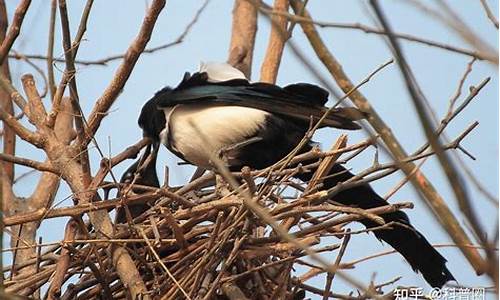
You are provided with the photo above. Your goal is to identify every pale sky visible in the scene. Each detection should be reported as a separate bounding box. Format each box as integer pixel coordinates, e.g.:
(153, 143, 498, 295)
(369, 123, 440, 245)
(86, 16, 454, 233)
(4, 0, 499, 298)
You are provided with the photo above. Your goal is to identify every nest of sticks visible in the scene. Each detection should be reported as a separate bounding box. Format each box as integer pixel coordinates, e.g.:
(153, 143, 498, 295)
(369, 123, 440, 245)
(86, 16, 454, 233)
(7, 132, 468, 300)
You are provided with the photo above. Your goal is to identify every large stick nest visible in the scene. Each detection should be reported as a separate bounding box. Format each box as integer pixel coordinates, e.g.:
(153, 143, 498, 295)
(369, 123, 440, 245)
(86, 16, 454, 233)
(4, 135, 415, 300)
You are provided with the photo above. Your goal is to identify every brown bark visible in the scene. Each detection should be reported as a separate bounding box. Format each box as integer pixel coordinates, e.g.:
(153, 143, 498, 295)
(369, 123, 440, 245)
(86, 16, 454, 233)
(8, 97, 74, 297)
(227, 0, 258, 78)
(260, 0, 289, 83)
(0, 0, 14, 184)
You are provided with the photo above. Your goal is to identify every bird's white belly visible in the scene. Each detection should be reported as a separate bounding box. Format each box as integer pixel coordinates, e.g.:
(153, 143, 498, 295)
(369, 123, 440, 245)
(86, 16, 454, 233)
(160, 105, 269, 167)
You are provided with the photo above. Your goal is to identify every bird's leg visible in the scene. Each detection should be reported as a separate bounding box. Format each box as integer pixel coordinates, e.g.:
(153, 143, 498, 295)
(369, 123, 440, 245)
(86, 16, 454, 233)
(216, 137, 263, 166)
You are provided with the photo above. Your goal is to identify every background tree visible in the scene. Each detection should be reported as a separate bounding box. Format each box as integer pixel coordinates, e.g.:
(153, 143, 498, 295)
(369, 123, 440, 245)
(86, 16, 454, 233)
(0, 0, 498, 299)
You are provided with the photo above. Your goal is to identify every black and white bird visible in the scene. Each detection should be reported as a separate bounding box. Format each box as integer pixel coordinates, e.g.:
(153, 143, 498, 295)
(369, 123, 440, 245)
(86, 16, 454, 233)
(133, 62, 455, 288)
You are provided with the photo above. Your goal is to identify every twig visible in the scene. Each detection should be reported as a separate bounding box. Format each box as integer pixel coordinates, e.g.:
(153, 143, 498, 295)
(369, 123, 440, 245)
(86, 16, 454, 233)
(11, 50, 48, 98)
(323, 230, 350, 300)
(10, 0, 209, 67)
(306, 135, 347, 193)
(57, 0, 92, 187)
(161, 208, 188, 250)
(259, 5, 492, 61)
(343, 243, 497, 268)
(137, 227, 191, 299)
(405, 0, 497, 64)
(448, 58, 476, 113)
(479, 0, 499, 29)
(47, 0, 56, 99)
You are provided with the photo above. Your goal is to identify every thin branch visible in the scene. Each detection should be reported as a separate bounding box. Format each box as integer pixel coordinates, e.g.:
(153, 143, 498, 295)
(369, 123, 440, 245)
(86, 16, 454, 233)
(0, 0, 31, 65)
(85, 0, 166, 144)
(12, 50, 49, 98)
(47, 0, 56, 99)
(0, 153, 58, 174)
(47, 0, 93, 128)
(259, 4, 491, 61)
(479, 0, 499, 29)
(448, 58, 476, 114)
(405, 0, 497, 64)
(290, 0, 486, 276)
(373, 0, 491, 264)
(7, 0, 209, 67)
(56, 0, 91, 186)
(71, 0, 94, 56)
(73, 0, 208, 66)
(323, 231, 350, 300)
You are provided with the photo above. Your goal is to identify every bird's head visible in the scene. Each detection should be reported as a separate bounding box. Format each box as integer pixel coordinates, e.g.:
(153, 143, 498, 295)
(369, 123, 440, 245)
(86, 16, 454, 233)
(138, 87, 170, 142)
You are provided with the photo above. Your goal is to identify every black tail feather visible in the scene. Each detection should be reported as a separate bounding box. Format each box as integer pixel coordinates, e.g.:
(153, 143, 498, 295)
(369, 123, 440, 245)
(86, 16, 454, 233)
(365, 211, 455, 287)
(297, 163, 455, 288)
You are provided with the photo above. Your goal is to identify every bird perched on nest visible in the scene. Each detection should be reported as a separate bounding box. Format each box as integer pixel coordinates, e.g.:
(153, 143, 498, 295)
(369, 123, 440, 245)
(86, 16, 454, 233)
(127, 62, 455, 288)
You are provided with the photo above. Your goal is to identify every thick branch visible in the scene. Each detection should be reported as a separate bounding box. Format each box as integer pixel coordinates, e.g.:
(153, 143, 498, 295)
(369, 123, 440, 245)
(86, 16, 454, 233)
(46, 219, 78, 300)
(260, 0, 289, 83)
(0, 0, 14, 185)
(227, 0, 258, 78)
(21, 74, 47, 126)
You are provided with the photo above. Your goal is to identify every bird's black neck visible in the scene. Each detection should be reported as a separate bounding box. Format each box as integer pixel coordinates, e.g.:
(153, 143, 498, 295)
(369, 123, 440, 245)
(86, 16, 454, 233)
(138, 89, 169, 142)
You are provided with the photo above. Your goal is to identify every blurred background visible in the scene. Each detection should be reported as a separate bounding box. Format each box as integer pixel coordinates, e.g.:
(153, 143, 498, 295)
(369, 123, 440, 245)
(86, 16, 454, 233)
(3, 0, 498, 298)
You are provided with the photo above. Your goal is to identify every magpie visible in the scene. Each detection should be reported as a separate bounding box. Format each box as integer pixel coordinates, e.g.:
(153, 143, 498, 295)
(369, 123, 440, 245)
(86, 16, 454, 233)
(134, 62, 455, 288)
(117, 143, 160, 223)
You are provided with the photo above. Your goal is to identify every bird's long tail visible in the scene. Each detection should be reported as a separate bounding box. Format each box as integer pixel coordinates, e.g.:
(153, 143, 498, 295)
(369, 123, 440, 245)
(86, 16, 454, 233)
(297, 163, 455, 288)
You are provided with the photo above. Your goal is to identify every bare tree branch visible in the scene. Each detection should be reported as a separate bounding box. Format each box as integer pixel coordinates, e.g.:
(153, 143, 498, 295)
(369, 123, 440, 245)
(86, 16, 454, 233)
(479, 0, 499, 29)
(260, 0, 289, 83)
(227, 0, 258, 78)
(259, 5, 493, 62)
(85, 0, 166, 145)
(370, 0, 494, 283)
(290, 0, 486, 276)
(0, 0, 31, 65)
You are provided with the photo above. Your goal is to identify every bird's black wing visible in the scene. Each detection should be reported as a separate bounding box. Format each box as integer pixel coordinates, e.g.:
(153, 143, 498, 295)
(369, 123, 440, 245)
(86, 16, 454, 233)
(154, 72, 366, 130)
